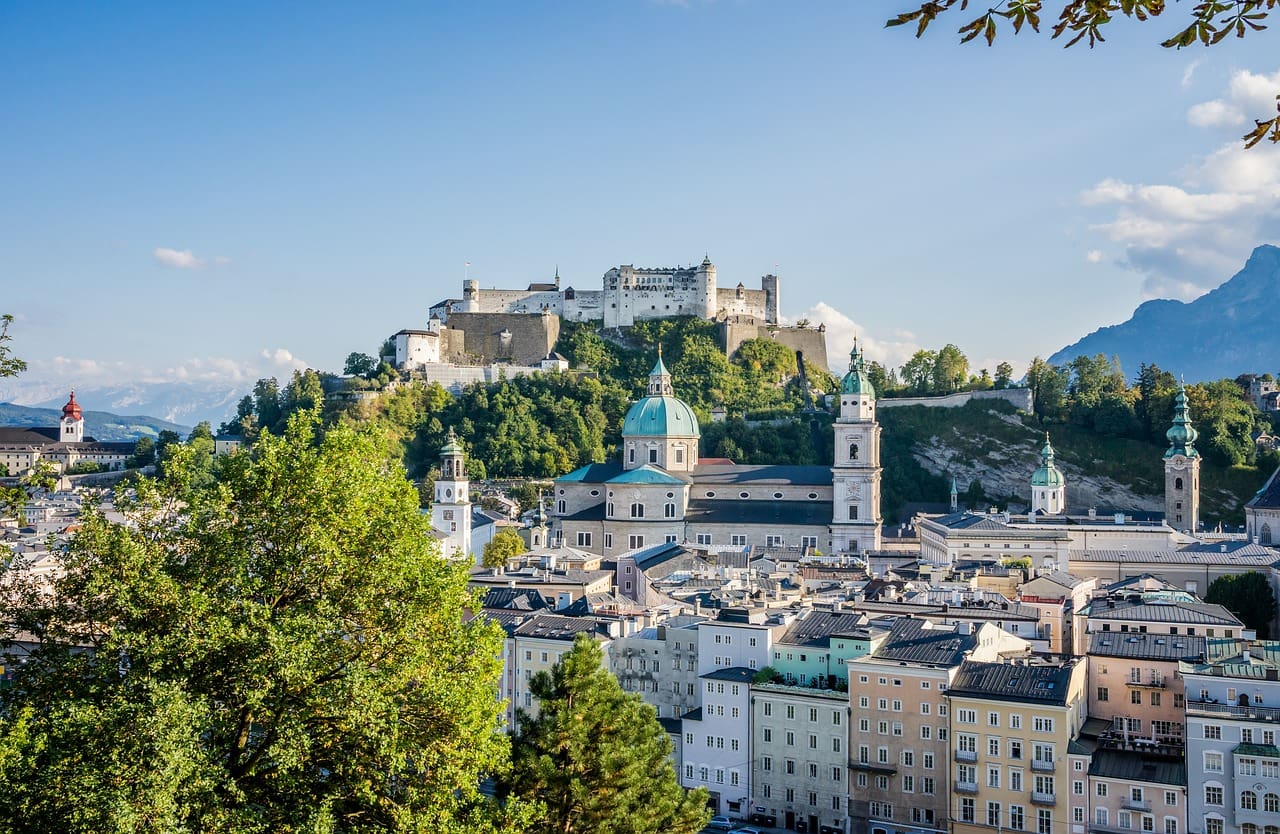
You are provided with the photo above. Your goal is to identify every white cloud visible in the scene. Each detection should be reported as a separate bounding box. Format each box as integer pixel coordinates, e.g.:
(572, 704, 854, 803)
(1182, 58, 1204, 89)
(153, 247, 204, 269)
(782, 302, 923, 373)
(1187, 99, 1245, 128)
(16, 348, 310, 389)
(152, 247, 230, 269)
(1085, 250, 1105, 264)
(1082, 68, 1280, 300)
(1187, 69, 1280, 129)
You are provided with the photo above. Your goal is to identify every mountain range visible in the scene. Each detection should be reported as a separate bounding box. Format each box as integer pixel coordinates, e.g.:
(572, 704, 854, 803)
(1050, 244, 1280, 380)
(0, 402, 191, 442)
(0, 381, 242, 430)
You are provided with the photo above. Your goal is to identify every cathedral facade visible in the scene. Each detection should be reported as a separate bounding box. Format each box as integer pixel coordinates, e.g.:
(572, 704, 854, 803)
(551, 343, 881, 557)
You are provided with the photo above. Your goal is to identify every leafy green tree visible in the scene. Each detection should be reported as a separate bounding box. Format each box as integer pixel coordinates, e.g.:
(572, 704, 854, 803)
(0, 416, 522, 833)
(1026, 357, 1069, 423)
(0, 314, 26, 379)
(127, 436, 156, 469)
(994, 362, 1014, 390)
(343, 351, 380, 377)
(188, 421, 214, 443)
(483, 527, 527, 570)
(932, 344, 969, 394)
(253, 378, 283, 434)
(1205, 571, 1278, 639)
(502, 635, 709, 834)
(885, 1, 1280, 148)
(901, 349, 937, 395)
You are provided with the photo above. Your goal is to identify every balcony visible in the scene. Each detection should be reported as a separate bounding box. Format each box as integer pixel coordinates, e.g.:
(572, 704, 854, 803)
(1031, 759, 1055, 773)
(1121, 799, 1152, 812)
(955, 749, 978, 763)
(1031, 791, 1057, 807)
(1125, 675, 1166, 689)
(1187, 700, 1280, 723)
(954, 781, 979, 795)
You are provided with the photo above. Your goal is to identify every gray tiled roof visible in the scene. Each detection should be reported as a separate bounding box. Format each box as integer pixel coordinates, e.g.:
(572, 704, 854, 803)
(701, 666, 756, 683)
(684, 498, 833, 526)
(947, 659, 1077, 705)
(1088, 750, 1186, 786)
(1088, 632, 1206, 661)
(1247, 464, 1280, 510)
(513, 614, 608, 641)
(692, 464, 833, 485)
(777, 610, 867, 648)
(871, 617, 977, 667)
(1084, 599, 1243, 626)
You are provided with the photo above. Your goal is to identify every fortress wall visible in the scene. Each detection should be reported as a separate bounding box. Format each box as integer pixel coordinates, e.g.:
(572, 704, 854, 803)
(442, 312, 560, 366)
(719, 320, 829, 372)
(876, 388, 1034, 411)
(715, 287, 769, 321)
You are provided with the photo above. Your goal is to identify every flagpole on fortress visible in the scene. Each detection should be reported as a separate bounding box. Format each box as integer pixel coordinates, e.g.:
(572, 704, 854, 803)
(465, 260, 470, 282)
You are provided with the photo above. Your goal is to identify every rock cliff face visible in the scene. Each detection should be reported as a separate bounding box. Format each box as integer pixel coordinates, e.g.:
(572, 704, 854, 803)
(1050, 244, 1280, 380)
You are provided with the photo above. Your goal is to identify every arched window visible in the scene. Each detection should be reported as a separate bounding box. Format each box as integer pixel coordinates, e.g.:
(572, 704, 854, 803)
(850, 443, 859, 461)
(1175, 477, 1183, 490)
(556, 500, 566, 514)
(606, 502, 614, 517)
(630, 502, 644, 519)
(664, 503, 676, 519)
(1241, 790, 1258, 811)
(1265, 794, 1280, 813)
(1263, 524, 1273, 545)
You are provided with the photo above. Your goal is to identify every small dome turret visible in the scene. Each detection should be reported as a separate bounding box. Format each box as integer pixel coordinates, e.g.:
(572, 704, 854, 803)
(61, 391, 82, 421)
(1031, 433, 1065, 488)
(840, 340, 876, 398)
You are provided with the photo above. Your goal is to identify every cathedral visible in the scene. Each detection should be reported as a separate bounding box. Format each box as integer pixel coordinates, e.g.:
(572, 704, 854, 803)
(550, 342, 882, 557)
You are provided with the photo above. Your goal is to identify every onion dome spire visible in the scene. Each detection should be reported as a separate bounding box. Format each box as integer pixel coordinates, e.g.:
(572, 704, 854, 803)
(1165, 382, 1200, 459)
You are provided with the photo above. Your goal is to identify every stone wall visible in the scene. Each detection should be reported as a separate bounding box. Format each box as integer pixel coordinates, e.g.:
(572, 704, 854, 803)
(441, 311, 559, 366)
(718, 317, 829, 372)
(876, 387, 1033, 412)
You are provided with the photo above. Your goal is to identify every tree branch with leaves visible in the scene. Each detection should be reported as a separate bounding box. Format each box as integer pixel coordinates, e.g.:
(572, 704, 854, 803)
(887, 0, 1280, 147)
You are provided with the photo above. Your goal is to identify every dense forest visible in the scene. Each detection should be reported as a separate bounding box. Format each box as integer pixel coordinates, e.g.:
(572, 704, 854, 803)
(213, 318, 1279, 522)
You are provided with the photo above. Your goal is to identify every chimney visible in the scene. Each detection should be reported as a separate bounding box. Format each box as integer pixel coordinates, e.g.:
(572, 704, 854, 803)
(1244, 650, 1252, 663)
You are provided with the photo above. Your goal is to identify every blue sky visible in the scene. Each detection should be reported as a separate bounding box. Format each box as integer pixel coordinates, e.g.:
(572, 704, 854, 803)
(2, 1, 1277, 397)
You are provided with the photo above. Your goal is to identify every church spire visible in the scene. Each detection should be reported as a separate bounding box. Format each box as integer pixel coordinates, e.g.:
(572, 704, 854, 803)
(1165, 382, 1200, 459)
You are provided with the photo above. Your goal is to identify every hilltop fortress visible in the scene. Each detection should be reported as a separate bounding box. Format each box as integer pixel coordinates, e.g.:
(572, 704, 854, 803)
(429, 256, 780, 329)
(391, 258, 826, 389)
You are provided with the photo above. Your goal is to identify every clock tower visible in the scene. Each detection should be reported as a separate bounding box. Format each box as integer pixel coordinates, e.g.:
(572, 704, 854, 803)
(831, 341, 882, 554)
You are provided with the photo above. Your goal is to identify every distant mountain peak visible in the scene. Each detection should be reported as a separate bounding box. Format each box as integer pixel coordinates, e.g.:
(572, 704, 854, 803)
(1049, 244, 1280, 380)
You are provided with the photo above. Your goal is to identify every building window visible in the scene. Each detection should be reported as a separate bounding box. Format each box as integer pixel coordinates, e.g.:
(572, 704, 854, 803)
(630, 502, 644, 519)
(576, 531, 592, 547)
(696, 533, 712, 545)
(628, 534, 644, 550)
(675, 447, 684, 463)
(1097, 687, 1109, 702)
(731, 535, 747, 546)
(849, 504, 858, 520)
(603, 533, 613, 549)
(648, 448, 658, 464)
(1204, 786, 1223, 806)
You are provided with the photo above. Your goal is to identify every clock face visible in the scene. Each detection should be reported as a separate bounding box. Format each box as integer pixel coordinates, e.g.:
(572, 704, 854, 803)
(844, 482, 861, 500)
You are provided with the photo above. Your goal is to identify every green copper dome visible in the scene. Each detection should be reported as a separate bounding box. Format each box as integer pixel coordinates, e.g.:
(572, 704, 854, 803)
(622, 397, 701, 438)
(440, 428, 464, 456)
(622, 351, 701, 439)
(1030, 433, 1064, 488)
(1164, 383, 1200, 459)
(840, 341, 876, 397)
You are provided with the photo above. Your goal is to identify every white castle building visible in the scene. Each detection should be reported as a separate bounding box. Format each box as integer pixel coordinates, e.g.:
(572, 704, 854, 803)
(429, 256, 780, 329)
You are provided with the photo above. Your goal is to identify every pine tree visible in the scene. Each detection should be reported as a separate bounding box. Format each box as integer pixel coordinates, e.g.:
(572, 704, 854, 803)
(504, 635, 709, 834)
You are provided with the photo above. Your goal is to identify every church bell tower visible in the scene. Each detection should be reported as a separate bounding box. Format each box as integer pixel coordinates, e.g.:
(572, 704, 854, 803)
(830, 341, 882, 554)
(1164, 383, 1200, 533)
(432, 429, 473, 560)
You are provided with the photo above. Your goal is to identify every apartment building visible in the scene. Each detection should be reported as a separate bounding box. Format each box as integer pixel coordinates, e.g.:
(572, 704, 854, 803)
(947, 658, 1088, 834)
(1019, 571, 1097, 654)
(1074, 596, 1248, 656)
(1087, 632, 1204, 745)
(681, 607, 783, 817)
(609, 615, 706, 720)
(750, 683, 850, 834)
(1182, 640, 1280, 834)
(1086, 749, 1186, 834)
(846, 618, 1031, 834)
